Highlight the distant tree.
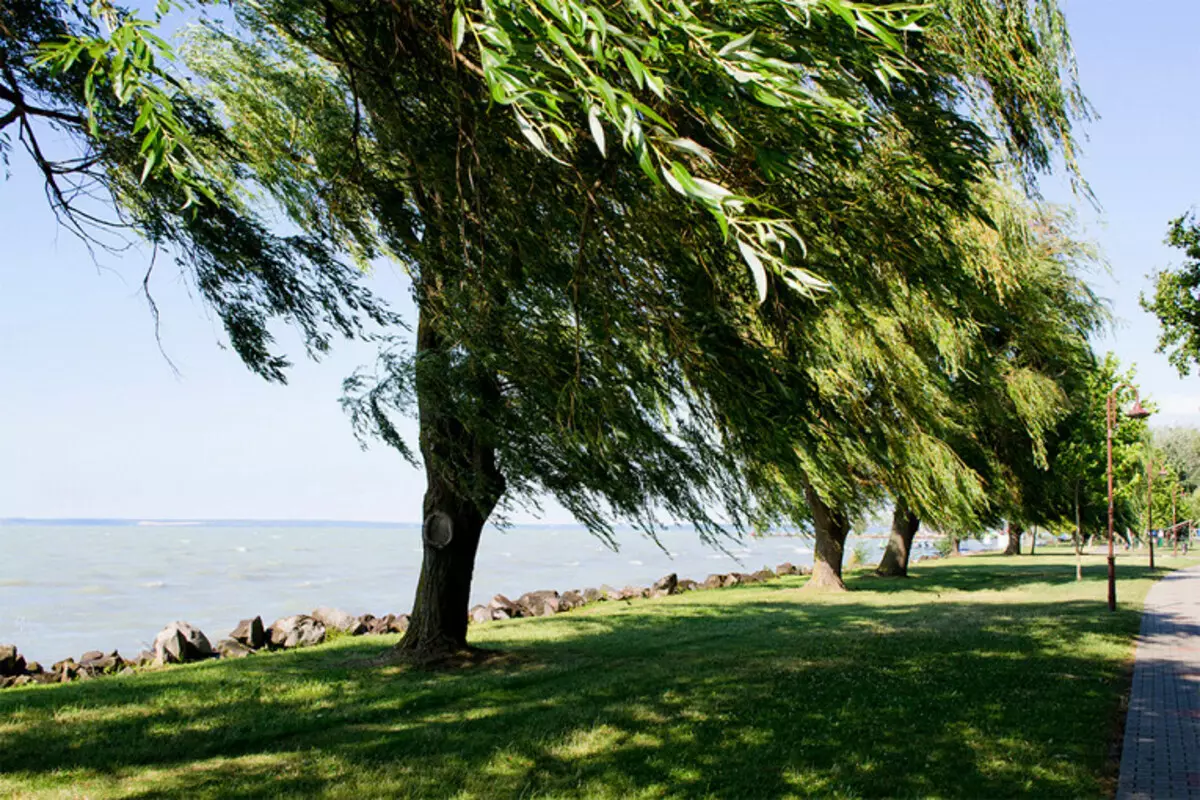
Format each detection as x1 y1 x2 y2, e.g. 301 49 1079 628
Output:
1153 427 1200 492
1040 355 1147 578
1143 213 1200 375
875 194 1104 578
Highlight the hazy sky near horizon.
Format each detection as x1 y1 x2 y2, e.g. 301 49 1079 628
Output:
3 0 1200 522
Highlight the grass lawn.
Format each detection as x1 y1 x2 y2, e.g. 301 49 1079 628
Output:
1 549 1195 798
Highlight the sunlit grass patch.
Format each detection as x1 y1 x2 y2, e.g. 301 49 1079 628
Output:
0 551 1194 798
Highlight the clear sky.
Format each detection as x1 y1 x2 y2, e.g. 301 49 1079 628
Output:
2 0 1199 522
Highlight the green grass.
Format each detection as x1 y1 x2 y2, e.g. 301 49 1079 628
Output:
1 550 1194 798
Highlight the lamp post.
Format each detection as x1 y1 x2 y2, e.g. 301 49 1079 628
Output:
1107 385 1150 612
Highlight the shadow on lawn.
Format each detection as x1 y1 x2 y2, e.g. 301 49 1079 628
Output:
0 582 1148 798
852 553 1177 596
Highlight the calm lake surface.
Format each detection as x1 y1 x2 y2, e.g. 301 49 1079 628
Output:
0 521 1002 664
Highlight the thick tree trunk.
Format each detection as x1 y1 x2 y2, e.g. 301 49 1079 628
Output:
396 303 505 662
949 536 961 556
804 484 850 591
1004 522 1023 555
1030 525 1037 556
877 501 920 577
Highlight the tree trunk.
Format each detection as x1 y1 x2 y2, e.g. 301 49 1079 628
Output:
396 303 506 662
949 535 961 556
877 501 920 577
804 483 850 591
1029 525 1037 556
1004 522 1023 555
1074 483 1083 582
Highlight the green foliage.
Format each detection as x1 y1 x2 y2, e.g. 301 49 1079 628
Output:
934 534 953 557
1142 213 1200 376
34 0 210 201
1154 427 1200 493
172 0 1094 549
1038 354 1147 538
9 0 1098 567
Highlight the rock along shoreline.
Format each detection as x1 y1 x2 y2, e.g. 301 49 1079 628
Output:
0 562 816 690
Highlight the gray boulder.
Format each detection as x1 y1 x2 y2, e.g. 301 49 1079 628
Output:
312 607 368 636
677 579 697 593
469 605 492 624
230 617 266 649
701 574 726 590
0 645 25 677
517 590 561 617
53 659 79 682
80 650 125 674
267 615 326 649
751 569 775 583
215 639 254 659
488 594 523 620
582 587 605 603
24 660 43 675
775 562 799 576
652 573 679 596
153 621 214 664
559 590 585 611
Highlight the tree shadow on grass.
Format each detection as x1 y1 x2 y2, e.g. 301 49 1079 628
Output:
851 554 1175 597
0 590 1148 799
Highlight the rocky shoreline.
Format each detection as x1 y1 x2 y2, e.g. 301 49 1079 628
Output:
0 562 812 690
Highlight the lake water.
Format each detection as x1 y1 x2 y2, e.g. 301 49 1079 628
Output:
0 521 1001 664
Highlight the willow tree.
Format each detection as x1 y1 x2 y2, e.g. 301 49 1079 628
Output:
182 0 1094 652
19 0 1094 658
734 178 1103 587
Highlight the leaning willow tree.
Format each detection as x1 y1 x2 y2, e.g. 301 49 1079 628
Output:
19 0 1091 657
870 188 1105 578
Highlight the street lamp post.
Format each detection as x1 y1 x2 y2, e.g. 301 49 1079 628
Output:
1107 385 1150 612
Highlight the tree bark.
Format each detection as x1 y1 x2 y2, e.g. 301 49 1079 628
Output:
877 501 920 577
1074 483 1083 581
949 535 961 556
1004 522 1023 555
396 302 506 662
1029 525 1037 556
804 483 850 591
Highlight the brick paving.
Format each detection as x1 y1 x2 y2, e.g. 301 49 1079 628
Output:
1118 566 1200 799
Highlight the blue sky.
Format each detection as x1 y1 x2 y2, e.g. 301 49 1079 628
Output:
2 0 1199 522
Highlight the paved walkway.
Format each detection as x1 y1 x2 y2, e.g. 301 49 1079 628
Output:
1119 566 1200 799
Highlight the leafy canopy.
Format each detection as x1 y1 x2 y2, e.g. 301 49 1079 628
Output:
1143 213 1200 376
